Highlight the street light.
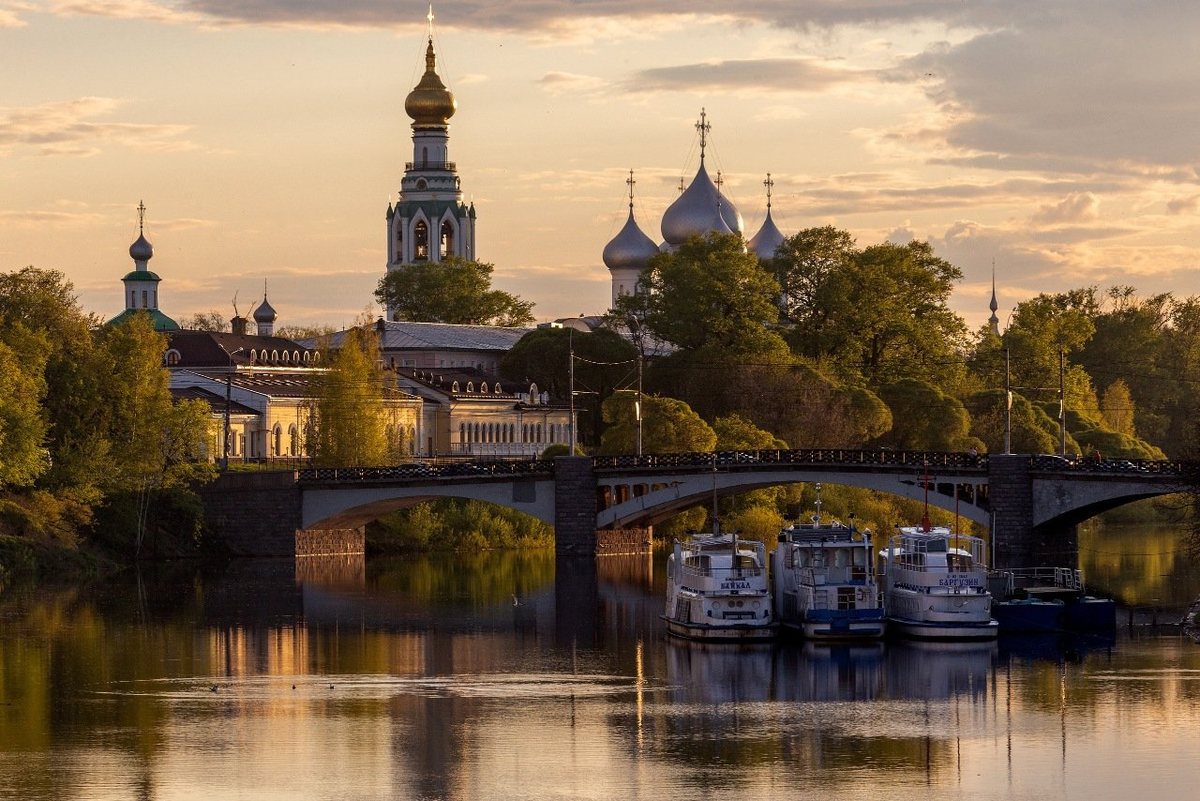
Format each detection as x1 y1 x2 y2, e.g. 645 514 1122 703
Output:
218 345 244 470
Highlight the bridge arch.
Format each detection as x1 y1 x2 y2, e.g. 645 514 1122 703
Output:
595 467 991 530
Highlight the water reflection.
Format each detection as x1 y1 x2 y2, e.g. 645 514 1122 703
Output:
1 546 1199 800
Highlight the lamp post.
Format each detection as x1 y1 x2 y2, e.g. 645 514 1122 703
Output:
218 345 243 470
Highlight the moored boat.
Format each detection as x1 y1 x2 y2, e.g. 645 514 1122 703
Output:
879 523 999 640
989 566 1116 632
663 532 776 642
772 513 885 640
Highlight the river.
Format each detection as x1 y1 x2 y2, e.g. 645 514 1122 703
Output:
1 524 1198 800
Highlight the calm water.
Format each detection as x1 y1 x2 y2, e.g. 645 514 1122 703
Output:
1 528 1199 801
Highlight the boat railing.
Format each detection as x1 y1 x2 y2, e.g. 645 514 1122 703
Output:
989 566 1084 592
677 562 766 582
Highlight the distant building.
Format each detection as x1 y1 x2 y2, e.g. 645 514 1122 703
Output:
384 18 476 320
313 320 530 377
106 201 180 331
602 111 787 309
396 367 572 459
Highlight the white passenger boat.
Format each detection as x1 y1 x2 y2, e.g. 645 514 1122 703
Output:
772 513 885 640
879 522 998 640
662 529 776 642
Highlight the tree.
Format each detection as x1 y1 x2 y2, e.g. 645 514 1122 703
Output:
614 232 787 357
499 326 637 447
1100 379 1136 437
0 338 48 488
181 310 227 332
875 379 981 452
774 234 967 388
306 327 397 467
375 257 535 326
599 391 715 455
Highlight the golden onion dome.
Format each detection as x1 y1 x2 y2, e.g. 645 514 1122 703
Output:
405 38 456 126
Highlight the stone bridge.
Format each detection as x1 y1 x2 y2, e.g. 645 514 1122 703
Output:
198 450 1189 569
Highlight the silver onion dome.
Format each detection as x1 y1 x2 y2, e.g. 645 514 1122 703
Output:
661 165 743 246
129 233 153 262
748 208 785 259
603 209 659 272
253 295 277 323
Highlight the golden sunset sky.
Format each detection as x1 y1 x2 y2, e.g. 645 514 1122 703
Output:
4 2 1199 330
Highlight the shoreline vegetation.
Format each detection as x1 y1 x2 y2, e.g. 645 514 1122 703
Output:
6 234 1200 589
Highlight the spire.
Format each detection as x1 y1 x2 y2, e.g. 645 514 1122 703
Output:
695 108 710 164
988 261 1000 336
748 172 785 259
128 200 153 264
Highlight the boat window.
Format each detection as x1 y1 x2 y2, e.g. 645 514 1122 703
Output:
833 549 848 568
947 553 973 572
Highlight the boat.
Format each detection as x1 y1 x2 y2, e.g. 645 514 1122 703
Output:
879 521 999 640
989 566 1116 633
662 530 776 642
771 507 885 640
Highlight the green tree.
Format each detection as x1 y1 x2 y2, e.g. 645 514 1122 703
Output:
775 235 967 388
375 257 535 326
499 326 638 447
307 327 397 467
599 391 716 455
1100 379 1136 437
0 339 48 488
875 379 981 452
615 232 787 357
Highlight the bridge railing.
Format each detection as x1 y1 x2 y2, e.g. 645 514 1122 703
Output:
1028 453 1188 475
298 459 555 483
593 449 988 471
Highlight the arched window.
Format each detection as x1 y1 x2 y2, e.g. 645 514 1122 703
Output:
480 382 489 394
288 424 298 456
452 381 460 393
271 350 278 362
466 382 474 393
421 146 428 166
272 424 282 457
249 349 257 363
165 349 180 366
460 422 466 443
441 220 455 257
549 425 556 444
536 424 543 442
414 220 429 260
303 352 310 363
313 352 321 364
281 351 289 363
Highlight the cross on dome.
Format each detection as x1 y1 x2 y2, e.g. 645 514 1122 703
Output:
764 174 774 210
626 169 636 209
137 199 146 233
695 108 710 163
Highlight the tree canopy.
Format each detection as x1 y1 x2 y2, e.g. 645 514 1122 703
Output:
375 257 535 326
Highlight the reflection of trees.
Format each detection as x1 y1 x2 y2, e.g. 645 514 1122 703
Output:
1081 523 1200 606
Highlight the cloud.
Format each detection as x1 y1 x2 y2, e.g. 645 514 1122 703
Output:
0 209 107 226
0 97 195 156
537 72 609 97
900 5 1200 173
1030 192 1101 226
1166 195 1200 216
623 58 869 94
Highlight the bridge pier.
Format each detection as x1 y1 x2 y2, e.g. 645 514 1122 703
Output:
988 455 1034 568
199 471 364 557
553 456 599 555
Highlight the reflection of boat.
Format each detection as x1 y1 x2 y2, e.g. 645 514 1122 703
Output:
772 512 885 640
664 640 775 704
879 524 998 640
773 641 886 702
989 567 1116 632
885 639 996 701
662 533 776 642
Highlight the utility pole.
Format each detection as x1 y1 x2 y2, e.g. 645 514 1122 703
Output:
636 354 643 457
1059 350 1067 456
223 373 232 470
568 330 576 456
1004 347 1012 455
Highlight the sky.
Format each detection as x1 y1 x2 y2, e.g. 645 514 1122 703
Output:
4 2 1200 333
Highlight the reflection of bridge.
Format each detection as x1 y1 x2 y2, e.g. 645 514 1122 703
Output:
199 450 1189 569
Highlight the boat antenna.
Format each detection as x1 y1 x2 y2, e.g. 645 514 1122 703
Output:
921 462 931 532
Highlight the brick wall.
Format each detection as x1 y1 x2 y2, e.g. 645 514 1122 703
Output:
553 456 598 555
